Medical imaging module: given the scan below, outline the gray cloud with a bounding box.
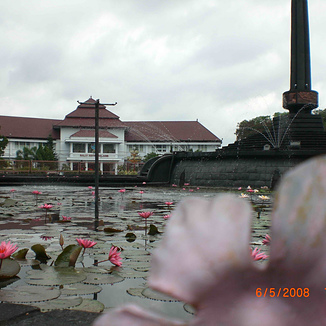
[0,0,325,145]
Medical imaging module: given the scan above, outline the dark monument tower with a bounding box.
[280,0,325,145]
[282,0,318,114]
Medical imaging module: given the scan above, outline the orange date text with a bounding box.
[256,288,310,298]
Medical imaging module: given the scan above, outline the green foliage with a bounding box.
[312,108,326,129]
[143,152,159,162]
[16,135,57,161]
[0,134,8,157]
[235,112,288,141]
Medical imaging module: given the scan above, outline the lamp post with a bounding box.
[77,99,117,229]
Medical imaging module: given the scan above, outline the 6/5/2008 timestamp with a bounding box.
[256,288,310,298]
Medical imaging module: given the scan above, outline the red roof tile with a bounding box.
[55,118,126,128]
[0,116,60,139]
[124,121,221,142]
[70,129,118,138]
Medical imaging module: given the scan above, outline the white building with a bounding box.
[0,97,221,174]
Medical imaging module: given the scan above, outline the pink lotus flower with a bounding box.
[62,216,71,221]
[262,234,271,246]
[250,247,268,261]
[108,246,122,267]
[88,186,93,189]
[184,183,190,186]
[76,238,97,255]
[32,190,42,195]
[189,189,194,192]
[76,238,97,248]
[0,241,18,259]
[139,191,144,194]
[93,156,326,325]
[118,189,126,193]
[40,235,53,241]
[172,184,177,187]
[165,201,173,207]
[138,212,153,219]
[163,214,171,219]
[39,204,53,210]
[10,189,16,193]
[238,187,242,190]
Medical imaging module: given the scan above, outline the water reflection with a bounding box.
[0,185,272,320]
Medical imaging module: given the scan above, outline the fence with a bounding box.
[0,160,114,175]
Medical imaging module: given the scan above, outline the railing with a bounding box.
[0,160,116,175]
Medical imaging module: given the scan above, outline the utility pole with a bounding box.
[77,98,117,229]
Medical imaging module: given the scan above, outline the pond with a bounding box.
[0,184,272,321]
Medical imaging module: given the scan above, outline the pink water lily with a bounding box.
[76,238,97,255]
[118,189,126,193]
[138,211,153,219]
[165,201,173,207]
[93,156,326,326]
[39,204,53,210]
[32,190,42,195]
[76,238,97,248]
[108,246,122,267]
[262,234,271,246]
[250,247,268,261]
[62,216,71,221]
[0,241,18,260]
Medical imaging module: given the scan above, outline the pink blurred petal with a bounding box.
[149,195,253,304]
[93,304,186,326]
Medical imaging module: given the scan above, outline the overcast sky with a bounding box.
[1,0,325,145]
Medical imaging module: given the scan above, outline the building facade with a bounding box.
[0,97,221,174]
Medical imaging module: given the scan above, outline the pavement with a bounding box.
[0,303,101,326]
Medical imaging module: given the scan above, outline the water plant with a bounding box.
[93,155,326,325]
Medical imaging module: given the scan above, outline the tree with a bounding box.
[143,152,159,162]
[235,112,288,141]
[312,108,326,129]
[0,135,8,157]
[16,135,57,161]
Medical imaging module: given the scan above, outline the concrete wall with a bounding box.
[145,150,324,189]
[170,156,303,188]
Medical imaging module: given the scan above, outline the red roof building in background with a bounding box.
[0,97,221,174]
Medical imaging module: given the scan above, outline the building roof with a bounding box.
[70,129,118,138]
[55,97,126,128]
[0,98,221,144]
[0,116,60,140]
[124,121,221,143]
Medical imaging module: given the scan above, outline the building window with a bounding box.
[156,145,167,153]
[103,144,115,153]
[128,145,143,152]
[88,143,96,153]
[73,143,86,153]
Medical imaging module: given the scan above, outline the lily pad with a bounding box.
[104,227,124,233]
[35,296,83,311]
[0,285,60,303]
[55,244,82,267]
[70,298,105,313]
[26,267,87,285]
[12,248,29,260]
[83,273,124,285]
[142,288,179,302]
[0,258,21,279]
[127,287,145,298]
[60,283,102,296]
[31,244,51,262]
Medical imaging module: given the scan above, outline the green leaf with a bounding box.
[125,233,136,242]
[31,244,51,263]
[104,227,124,233]
[12,248,29,260]
[0,258,21,279]
[55,244,82,267]
[148,224,161,236]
